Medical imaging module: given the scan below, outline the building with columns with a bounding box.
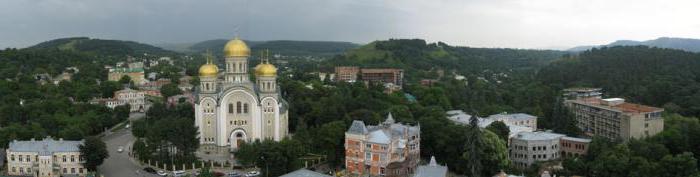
[194,37,289,151]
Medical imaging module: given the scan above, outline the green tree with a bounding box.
[481,130,510,175]
[118,75,132,85]
[160,83,182,98]
[79,136,109,171]
[658,152,699,177]
[463,116,483,177]
[485,121,509,141]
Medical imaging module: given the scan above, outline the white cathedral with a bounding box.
[194,37,289,150]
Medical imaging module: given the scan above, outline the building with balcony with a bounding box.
[114,88,146,112]
[345,114,420,177]
[6,137,86,177]
[335,66,360,82]
[565,97,664,140]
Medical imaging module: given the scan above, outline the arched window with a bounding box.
[228,104,233,114]
[244,103,249,113]
[236,102,242,113]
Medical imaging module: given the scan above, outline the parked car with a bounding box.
[157,170,168,176]
[245,171,260,177]
[125,124,130,129]
[213,171,226,177]
[143,167,157,174]
[173,170,186,177]
[228,172,242,177]
[117,146,124,153]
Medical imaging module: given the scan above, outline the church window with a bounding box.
[228,104,233,114]
[230,121,233,125]
[237,102,242,113]
[205,83,209,90]
[268,120,271,125]
[207,121,210,126]
[244,103,249,113]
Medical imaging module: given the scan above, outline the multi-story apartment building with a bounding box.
[108,67,146,85]
[345,114,420,177]
[562,88,603,100]
[360,68,404,89]
[335,66,360,82]
[6,137,87,177]
[509,131,592,168]
[509,131,565,168]
[566,98,664,140]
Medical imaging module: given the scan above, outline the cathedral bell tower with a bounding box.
[255,50,278,94]
[198,51,218,93]
[223,37,251,84]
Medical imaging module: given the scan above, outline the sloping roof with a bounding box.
[348,120,368,134]
[367,130,391,144]
[280,169,332,177]
[414,156,448,177]
[8,137,83,155]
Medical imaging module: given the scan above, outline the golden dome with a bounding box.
[199,63,218,77]
[223,37,250,57]
[255,63,277,77]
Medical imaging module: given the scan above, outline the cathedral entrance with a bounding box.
[229,129,247,149]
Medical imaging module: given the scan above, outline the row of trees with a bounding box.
[132,102,199,166]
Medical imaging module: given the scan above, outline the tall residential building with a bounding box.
[6,137,87,177]
[566,98,664,140]
[345,114,420,177]
[194,37,289,151]
[335,66,360,82]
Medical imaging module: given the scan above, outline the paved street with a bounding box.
[98,113,159,177]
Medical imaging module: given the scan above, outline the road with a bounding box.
[98,113,159,177]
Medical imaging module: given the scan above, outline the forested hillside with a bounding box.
[539,46,700,116]
[184,39,357,57]
[30,37,178,57]
[569,37,700,53]
[325,39,564,81]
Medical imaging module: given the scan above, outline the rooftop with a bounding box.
[487,113,536,121]
[561,136,592,143]
[8,137,83,155]
[514,131,565,141]
[414,156,448,177]
[570,98,663,114]
[563,87,602,92]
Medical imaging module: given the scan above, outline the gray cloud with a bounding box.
[1,0,699,49]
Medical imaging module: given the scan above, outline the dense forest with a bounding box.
[182,39,358,57]
[539,46,700,117]
[30,37,178,57]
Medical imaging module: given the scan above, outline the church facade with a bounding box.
[194,37,289,150]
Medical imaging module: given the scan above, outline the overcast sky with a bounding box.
[2,0,699,49]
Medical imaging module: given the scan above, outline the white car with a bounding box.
[245,171,260,177]
[125,124,130,129]
[173,170,186,177]
[117,146,124,153]
[157,170,168,176]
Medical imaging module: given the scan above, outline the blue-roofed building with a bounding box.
[6,137,87,177]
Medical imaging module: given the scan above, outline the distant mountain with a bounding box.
[30,37,178,56]
[569,37,700,53]
[163,39,359,57]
